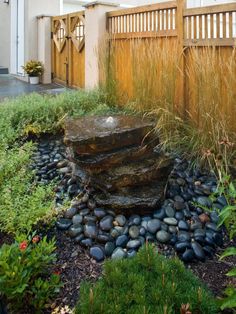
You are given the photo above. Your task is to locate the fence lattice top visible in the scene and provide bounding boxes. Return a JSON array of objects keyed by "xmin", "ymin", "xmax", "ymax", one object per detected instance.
[
  {"xmin": 107, "ymin": 1, "xmax": 236, "ymax": 45},
  {"xmin": 184, "ymin": 3, "xmax": 236, "ymax": 46},
  {"xmin": 107, "ymin": 1, "xmax": 177, "ymax": 38}
]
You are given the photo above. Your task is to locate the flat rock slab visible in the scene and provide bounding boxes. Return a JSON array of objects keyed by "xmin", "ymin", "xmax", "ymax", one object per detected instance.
[
  {"xmin": 73, "ymin": 155, "xmax": 172, "ymax": 192},
  {"xmin": 69, "ymin": 138, "xmax": 159, "ymax": 173},
  {"xmin": 64, "ymin": 115, "xmax": 155, "ymax": 155},
  {"xmin": 94, "ymin": 182, "xmax": 165, "ymax": 212}
]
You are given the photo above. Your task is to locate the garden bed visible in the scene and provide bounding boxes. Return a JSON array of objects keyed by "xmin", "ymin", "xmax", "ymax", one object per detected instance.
[
  {"xmin": 46, "ymin": 227, "xmax": 235, "ymax": 313},
  {"xmin": 0, "ymin": 91, "xmax": 235, "ymax": 314}
]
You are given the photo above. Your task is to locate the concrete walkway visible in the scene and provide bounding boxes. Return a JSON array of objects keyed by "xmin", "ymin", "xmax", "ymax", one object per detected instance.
[{"xmin": 0, "ymin": 75, "xmax": 67, "ymax": 102}]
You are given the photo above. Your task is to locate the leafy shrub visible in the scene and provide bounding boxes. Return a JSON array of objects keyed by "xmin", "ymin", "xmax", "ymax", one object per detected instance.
[
  {"xmin": 0, "ymin": 234, "xmax": 61, "ymax": 313},
  {"xmin": 215, "ymin": 176, "xmax": 236, "ymax": 311},
  {"xmin": 22, "ymin": 60, "xmax": 44, "ymax": 77},
  {"xmin": 216, "ymin": 175, "xmax": 236, "ymax": 239},
  {"xmin": 76, "ymin": 244, "xmax": 218, "ymax": 314}
]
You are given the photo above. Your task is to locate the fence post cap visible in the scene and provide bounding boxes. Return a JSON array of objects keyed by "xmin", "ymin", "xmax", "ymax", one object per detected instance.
[
  {"xmin": 36, "ymin": 14, "xmax": 53, "ymax": 19},
  {"xmin": 83, "ymin": 1, "xmax": 119, "ymax": 8}
]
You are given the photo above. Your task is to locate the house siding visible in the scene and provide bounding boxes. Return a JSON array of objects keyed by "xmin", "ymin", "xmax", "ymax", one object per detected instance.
[{"xmin": 0, "ymin": 2, "xmax": 11, "ymax": 69}]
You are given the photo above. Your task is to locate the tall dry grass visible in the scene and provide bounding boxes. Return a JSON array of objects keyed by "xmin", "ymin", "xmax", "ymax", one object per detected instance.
[
  {"xmin": 98, "ymin": 34, "xmax": 124, "ymax": 106},
  {"xmin": 131, "ymin": 38, "xmax": 180, "ymax": 113},
  {"xmin": 183, "ymin": 47, "xmax": 236, "ymax": 174},
  {"xmin": 98, "ymin": 35, "xmax": 236, "ymax": 174}
]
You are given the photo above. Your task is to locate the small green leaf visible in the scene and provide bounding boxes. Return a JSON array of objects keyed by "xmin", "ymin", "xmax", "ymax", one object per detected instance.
[
  {"xmin": 227, "ymin": 268, "xmax": 236, "ymax": 277},
  {"xmin": 220, "ymin": 294, "xmax": 236, "ymax": 310},
  {"xmin": 220, "ymin": 247, "xmax": 236, "ymax": 260}
]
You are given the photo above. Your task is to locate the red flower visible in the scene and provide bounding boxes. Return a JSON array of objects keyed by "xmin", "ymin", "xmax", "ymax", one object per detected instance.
[
  {"xmin": 19, "ymin": 240, "xmax": 28, "ymax": 251},
  {"xmin": 32, "ymin": 235, "xmax": 40, "ymax": 244},
  {"xmin": 53, "ymin": 270, "xmax": 61, "ymax": 276}
]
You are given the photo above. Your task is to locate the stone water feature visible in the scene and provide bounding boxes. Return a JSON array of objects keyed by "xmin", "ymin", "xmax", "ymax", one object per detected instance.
[
  {"xmin": 54, "ymin": 115, "xmax": 224, "ymax": 262},
  {"xmin": 64, "ymin": 115, "xmax": 172, "ymax": 213}
]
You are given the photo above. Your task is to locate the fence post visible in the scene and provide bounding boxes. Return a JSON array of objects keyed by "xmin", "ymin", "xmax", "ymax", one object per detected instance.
[
  {"xmin": 175, "ymin": 0, "xmax": 186, "ymax": 116},
  {"xmin": 84, "ymin": 1, "xmax": 119, "ymax": 89},
  {"xmin": 37, "ymin": 15, "xmax": 53, "ymax": 84}
]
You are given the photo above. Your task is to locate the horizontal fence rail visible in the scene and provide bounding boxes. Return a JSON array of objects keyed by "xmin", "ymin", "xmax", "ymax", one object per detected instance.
[
  {"xmin": 107, "ymin": 1, "xmax": 178, "ymax": 38},
  {"xmin": 183, "ymin": 3, "xmax": 236, "ymax": 46}
]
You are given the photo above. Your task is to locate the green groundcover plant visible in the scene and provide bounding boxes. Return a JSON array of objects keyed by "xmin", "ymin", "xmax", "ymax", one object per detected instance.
[
  {"xmin": 0, "ymin": 142, "xmax": 55, "ymax": 234},
  {"xmin": 215, "ymin": 176, "xmax": 236, "ymax": 311},
  {"xmin": 0, "ymin": 234, "xmax": 61, "ymax": 313},
  {"xmin": 0, "ymin": 90, "xmax": 121, "ymax": 146},
  {"xmin": 0, "ymin": 90, "xmax": 124, "ymax": 234},
  {"xmin": 76, "ymin": 244, "xmax": 218, "ymax": 314}
]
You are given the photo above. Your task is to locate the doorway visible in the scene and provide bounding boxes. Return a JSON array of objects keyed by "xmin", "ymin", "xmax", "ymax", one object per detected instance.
[
  {"xmin": 10, "ymin": 0, "xmax": 25, "ymax": 75},
  {"xmin": 16, "ymin": 0, "xmax": 25, "ymax": 75}
]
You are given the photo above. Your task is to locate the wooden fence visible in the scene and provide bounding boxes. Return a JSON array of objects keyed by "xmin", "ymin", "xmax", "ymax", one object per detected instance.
[
  {"xmin": 51, "ymin": 11, "xmax": 85, "ymax": 88},
  {"xmin": 106, "ymin": 0, "xmax": 236, "ymax": 131}
]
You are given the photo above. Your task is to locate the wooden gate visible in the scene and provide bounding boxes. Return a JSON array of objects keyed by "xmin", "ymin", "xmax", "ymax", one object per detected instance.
[{"xmin": 51, "ymin": 11, "xmax": 85, "ymax": 88}]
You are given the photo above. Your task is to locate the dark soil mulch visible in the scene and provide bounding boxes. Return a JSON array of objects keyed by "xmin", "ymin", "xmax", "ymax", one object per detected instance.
[
  {"xmin": 0, "ymin": 232, "xmax": 13, "ymax": 247},
  {"xmin": 190, "ymin": 235, "xmax": 236, "ymax": 298},
  {"xmin": 48, "ymin": 229, "xmax": 103, "ymax": 313}
]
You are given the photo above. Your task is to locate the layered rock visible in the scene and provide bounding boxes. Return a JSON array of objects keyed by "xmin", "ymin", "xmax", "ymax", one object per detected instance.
[{"xmin": 64, "ymin": 115, "xmax": 173, "ymax": 212}]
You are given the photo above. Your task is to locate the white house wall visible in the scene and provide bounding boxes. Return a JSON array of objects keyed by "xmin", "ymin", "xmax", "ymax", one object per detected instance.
[
  {"xmin": 25, "ymin": 0, "xmax": 61, "ymax": 63},
  {"xmin": 62, "ymin": 0, "xmax": 236, "ymax": 12},
  {"xmin": 0, "ymin": 2, "xmax": 11, "ymax": 69},
  {"xmin": 188, "ymin": 0, "xmax": 236, "ymax": 7},
  {"xmin": 63, "ymin": 3, "xmax": 84, "ymax": 13},
  {"xmin": 115, "ymin": 0, "xmax": 236, "ymax": 7}
]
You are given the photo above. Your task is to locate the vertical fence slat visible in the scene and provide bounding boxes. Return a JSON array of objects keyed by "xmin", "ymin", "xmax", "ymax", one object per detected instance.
[
  {"xmin": 205, "ymin": 14, "xmax": 209, "ymax": 39},
  {"xmin": 229, "ymin": 12, "xmax": 233, "ymax": 38},
  {"xmin": 158, "ymin": 10, "xmax": 161, "ymax": 31},
  {"xmin": 223, "ymin": 12, "xmax": 226, "ymax": 38},
  {"xmin": 184, "ymin": 16, "xmax": 187, "ymax": 39},
  {"xmin": 132, "ymin": 14, "xmax": 135, "ymax": 32},
  {"xmin": 210, "ymin": 14, "xmax": 214, "ymax": 39},
  {"xmin": 154, "ymin": 11, "xmax": 157, "ymax": 31},
  {"xmin": 150, "ymin": 11, "xmax": 153, "ymax": 31},
  {"xmin": 216, "ymin": 13, "xmax": 220, "ymax": 38},
  {"xmin": 193, "ymin": 15, "xmax": 197, "ymax": 39},
  {"xmin": 199, "ymin": 15, "xmax": 203, "ymax": 39},
  {"xmin": 170, "ymin": 9, "xmax": 173, "ymax": 30},
  {"xmin": 188, "ymin": 15, "xmax": 191, "ymax": 39},
  {"xmin": 162, "ymin": 10, "xmax": 165, "ymax": 30}
]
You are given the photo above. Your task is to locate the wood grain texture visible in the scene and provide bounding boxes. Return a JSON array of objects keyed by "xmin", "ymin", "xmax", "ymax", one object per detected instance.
[
  {"xmin": 183, "ymin": 3, "xmax": 236, "ymax": 17},
  {"xmin": 107, "ymin": 1, "xmax": 177, "ymax": 17},
  {"xmin": 106, "ymin": 1, "xmax": 236, "ymax": 131},
  {"xmin": 51, "ymin": 11, "xmax": 85, "ymax": 88}
]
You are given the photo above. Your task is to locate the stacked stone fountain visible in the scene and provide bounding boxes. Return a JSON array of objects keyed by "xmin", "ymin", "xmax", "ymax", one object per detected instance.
[
  {"xmin": 64, "ymin": 115, "xmax": 172, "ymax": 212},
  {"xmin": 55, "ymin": 115, "xmax": 223, "ymax": 262}
]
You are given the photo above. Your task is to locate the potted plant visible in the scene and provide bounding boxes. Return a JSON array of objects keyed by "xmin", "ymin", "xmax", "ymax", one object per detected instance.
[{"xmin": 22, "ymin": 60, "xmax": 44, "ymax": 85}]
